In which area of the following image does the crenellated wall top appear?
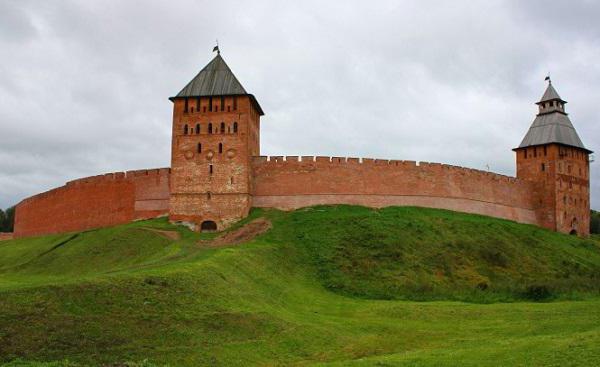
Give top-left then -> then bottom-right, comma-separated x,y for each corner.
252,156 -> 521,184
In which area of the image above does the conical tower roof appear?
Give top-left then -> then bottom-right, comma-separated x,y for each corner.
170,53 -> 263,114
537,82 -> 564,104
516,82 -> 591,153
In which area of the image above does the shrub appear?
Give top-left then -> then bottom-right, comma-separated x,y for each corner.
480,248 -> 509,268
524,285 -> 552,301
476,281 -> 489,291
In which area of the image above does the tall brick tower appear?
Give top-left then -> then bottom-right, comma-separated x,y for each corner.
514,80 -> 592,236
168,51 -> 264,231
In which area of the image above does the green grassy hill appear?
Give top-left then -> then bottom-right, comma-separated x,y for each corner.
1,206 -> 600,366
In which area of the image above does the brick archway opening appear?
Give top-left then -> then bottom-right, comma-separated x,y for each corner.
570,217 -> 578,236
200,220 -> 217,232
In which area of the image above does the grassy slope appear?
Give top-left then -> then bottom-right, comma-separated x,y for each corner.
0,206 -> 599,366
270,206 -> 600,302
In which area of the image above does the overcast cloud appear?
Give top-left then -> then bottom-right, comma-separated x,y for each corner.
0,0 -> 598,210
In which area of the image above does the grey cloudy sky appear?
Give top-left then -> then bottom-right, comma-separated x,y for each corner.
0,0 -> 598,210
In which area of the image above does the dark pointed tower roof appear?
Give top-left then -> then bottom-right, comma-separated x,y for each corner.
170,53 -> 264,115
515,81 -> 591,153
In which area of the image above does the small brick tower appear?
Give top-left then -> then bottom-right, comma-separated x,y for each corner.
168,50 -> 264,231
514,80 -> 592,236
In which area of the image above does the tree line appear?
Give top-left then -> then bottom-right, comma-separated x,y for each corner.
592,210 -> 600,235
0,207 -> 15,232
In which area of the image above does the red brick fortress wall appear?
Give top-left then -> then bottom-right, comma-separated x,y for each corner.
252,156 -> 539,225
14,168 -> 170,238
0,233 -> 13,241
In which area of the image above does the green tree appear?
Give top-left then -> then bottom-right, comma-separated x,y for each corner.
591,210 -> 600,234
4,206 -> 15,232
0,208 -> 5,232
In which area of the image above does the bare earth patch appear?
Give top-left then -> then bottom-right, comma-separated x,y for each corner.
141,228 -> 181,241
199,218 -> 272,247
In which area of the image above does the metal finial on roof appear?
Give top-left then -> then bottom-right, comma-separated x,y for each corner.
545,73 -> 551,84
213,39 -> 220,54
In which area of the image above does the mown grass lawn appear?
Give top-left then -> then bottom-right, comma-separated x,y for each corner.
1,206 -> 599,366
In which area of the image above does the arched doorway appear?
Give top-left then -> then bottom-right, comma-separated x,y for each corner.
570,217 -> 578,236
200,220 -> 217,232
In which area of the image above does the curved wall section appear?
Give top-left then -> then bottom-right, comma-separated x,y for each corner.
252,156 -> 539,225
14,168 -> 170,238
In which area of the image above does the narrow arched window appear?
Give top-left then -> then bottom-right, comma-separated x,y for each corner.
195,124 -> 200,134
220,122 -> 225,134
208,123 -> 213,134
197,143 -> 202,153
233,122 -> 238,133
183,124 -> 188,135
184,98 -> 189,113
523,149 -> 527,159
219,143 -> 223,153
209,164 -> 213,174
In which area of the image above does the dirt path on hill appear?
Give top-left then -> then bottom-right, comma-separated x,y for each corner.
141,228 -> 181,241
199,218 -> 272,247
